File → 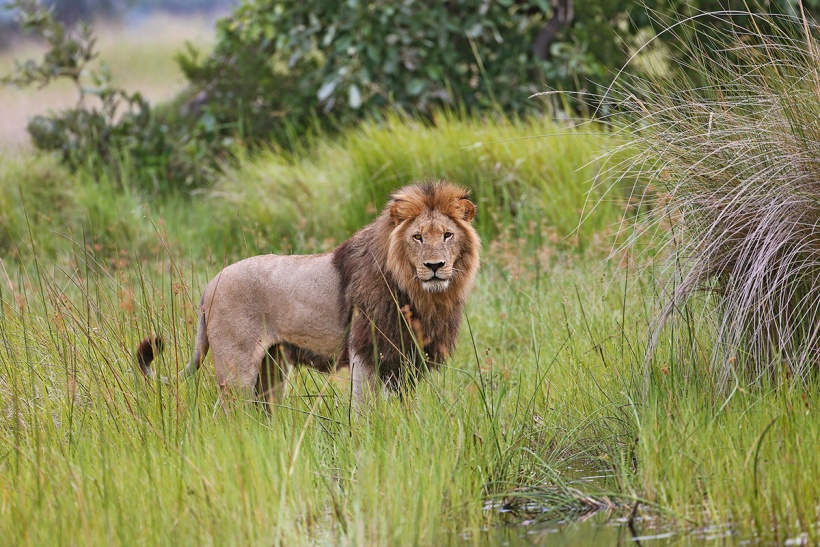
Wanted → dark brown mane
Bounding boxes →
[332,180,481,386]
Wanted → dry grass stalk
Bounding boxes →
[608,11,820,385]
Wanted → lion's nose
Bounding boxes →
[425,261,445,273]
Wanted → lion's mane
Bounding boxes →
[332,181,481,386]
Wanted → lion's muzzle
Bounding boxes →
[420,259,452,288]
[424,261,445,274]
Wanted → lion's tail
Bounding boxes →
[136,309,209,383]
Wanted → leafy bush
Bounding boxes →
[181,0,817,146]
[175,32,320,150]
[2,0,224,194]
[181,1,547,138]
[180,0,651,145]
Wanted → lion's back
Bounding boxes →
[202,253,347,358]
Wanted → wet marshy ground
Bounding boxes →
[475,504,815,546]
[474,460,810,547]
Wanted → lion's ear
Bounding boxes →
[390,199,417,225]
[457,198,476,222]
[390,199,411,226]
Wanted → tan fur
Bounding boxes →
[136,181,480,404]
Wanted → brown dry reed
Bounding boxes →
[605,10,820,387]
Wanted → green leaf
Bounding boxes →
[317,79,337,101]
[348,84,362,109]
[407,78,426,97]
[534,0,551,12]
[466,23,483,38]
[322,24,337,47]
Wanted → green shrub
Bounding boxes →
[180,0,813,147]
[179,0,660,145]
[1,0,224,194]
[180,0,550,142]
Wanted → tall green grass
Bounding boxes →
[0,231,643,544]
[2,113,629,262]
[213,112,628,254]
[3,112,820,544]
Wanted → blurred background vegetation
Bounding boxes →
[3,0,818,196]
[5,3,820,542]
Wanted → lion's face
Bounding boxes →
[386,184,479,297]
[403,211,462,293]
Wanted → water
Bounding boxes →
[460,509,757,546]
[460,512,818,546]
[462,460,812,545]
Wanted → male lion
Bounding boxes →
[136,181,481,403]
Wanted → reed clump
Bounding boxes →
[614,11,820,385]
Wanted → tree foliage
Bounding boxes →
[181,0,820,145]
[179,0,616,145]
[2,0,223,193]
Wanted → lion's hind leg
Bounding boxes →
[256,344,293,407]
[210,335,271,405]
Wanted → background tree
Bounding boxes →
[180,0,820,146]
[4,0,819,194]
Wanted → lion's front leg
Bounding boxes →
[350,348,379,408]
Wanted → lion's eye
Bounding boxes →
[443,232,453,241]
[413,234,423,242]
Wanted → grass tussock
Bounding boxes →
[612,11,820,385]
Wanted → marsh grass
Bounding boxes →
[3,111,820,544]
[0,113,648,543]
[213,112,630,253]
[0,223,645,544]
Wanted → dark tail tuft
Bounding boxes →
[136,336,163,377]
